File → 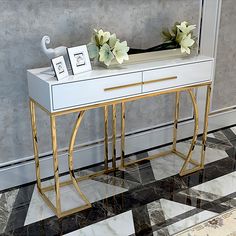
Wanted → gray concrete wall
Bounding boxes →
[0,0,201,165]
[212,0,236,111]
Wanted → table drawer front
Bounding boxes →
[142,61,213,93]
[52,72,142,110]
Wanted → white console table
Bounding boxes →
[27,54,213,218]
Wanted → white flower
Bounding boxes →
[112,41,129,64]
[176,21,196,34]
[109,33,118,49]
[179,34,195,54]
[94,29,111,45]
[99,43,114,66]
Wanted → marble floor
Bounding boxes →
[1,125,236,236]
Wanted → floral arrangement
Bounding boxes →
[162,21,196,54]
[87,29,130,66]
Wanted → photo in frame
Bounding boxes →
[67,45,92,75]
[51,56,69,81]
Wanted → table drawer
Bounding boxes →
[142,61,213,93]
[52,72,142,110]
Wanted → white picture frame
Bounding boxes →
[51,56,69,81]
[67,45,92,75]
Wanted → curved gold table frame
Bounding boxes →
[29,83,211,218]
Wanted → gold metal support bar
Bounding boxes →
[122,150,172,167]
[104,82,142,91]
[112,104,117,169]
[68,111,91,208]
[120,102,126,169]
[172,149,200,166]
[200,85,212,168]
[30,98,51,115]
[50,115,61,214]
[173,91,180,151]
[179,89,199,176]
[41,168,118,192]
[39,190,57,213]
[51,81,211,117]
[104,76,177,92]
[180,166,203,176]
[104,106,109,170]
[40,188,91,218]
[143,76,177,85]
[29,99,42,191]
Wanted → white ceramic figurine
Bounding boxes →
[41,35,67,60]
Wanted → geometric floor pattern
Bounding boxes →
[0,125,236,235]
[175,207,236,236]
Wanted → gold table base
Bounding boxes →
[29,82,211,218]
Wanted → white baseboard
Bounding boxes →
[208,109,236,131]
[0,109,235,191]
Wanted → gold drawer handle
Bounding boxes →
[143,76,177,85]
[104,76,177,91]
[104,82,142,91]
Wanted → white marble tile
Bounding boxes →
[207,133,215,139]
[192,171,236,201]
[157,199,217,235]
[231,126,236,135]
[160,199,195,220]
[148,143,227,180]
[166,210,217,235]
[149,146,186,180]
[64,210,135,236]
[176,143,227,164]
[24,175,127,226]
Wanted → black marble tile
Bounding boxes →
[152,228,170,236]
[5,184,34,232]
[137,161,156,185]
[222,129,236,146]
[172,191,230,214]
[150,207,202,233]
[132,205,153,236]
[147,200,166,226]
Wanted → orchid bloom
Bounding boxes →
[179,34,195,54]
[176,21,196,34]
[94,29,111,45]
[99,43,114,66]
[112,41,129,64]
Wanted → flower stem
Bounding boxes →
[129,42,179,55]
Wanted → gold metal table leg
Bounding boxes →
[200,85,212,168]
[112,104,117,170]
[29,99,42,191]
[120,102,125,169]
[104,106,109,170]
[173,91,180,151]
[68,111,92,209]
[50,115,61,215]
[179,89,200,176]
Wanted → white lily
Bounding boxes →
[109,33,118,49]
[112,41,129,64]
[99,43,114,66]
[179,34,195,54]
[176,21,196,34]
[94,29,111,45]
